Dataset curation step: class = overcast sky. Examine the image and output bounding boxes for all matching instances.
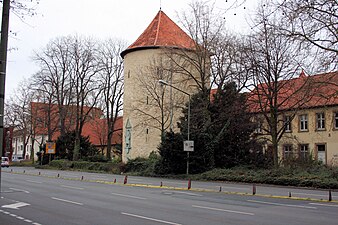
[4,0,258,99]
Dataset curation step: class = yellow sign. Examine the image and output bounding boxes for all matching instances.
[45,142,56,154]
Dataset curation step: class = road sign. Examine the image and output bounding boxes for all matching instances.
[183,140,194,152]
[46,142,56,154]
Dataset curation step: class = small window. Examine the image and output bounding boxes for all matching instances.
[283,145,293,159]
[284,116,292,132]
[299,144,309,160]
[334,112,338,129]
[316,113,325,130]
[299,114,308,131]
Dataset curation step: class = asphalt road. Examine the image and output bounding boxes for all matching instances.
[0,167,337,225]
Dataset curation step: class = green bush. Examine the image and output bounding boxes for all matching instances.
[46,159,125,174]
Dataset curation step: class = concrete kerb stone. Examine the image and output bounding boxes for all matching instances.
[4,170,338,204]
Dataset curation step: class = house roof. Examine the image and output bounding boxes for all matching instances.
[30,102,122,146]
[247,71,338,113]
[82,116,123,146]
[121,10,195,58]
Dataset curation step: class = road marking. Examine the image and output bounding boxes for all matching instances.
[309,203,338,207]
[26,180,43,184]
[61,185,84,190]
[0,208,41,224]
[2,202,30,209]
[121,212,182,225]
[111,192,147,200]
[9,188,30,194]
[247,200,317,209]
[171,191,203,197]
[51,197,83,205]
[192,205,254,216]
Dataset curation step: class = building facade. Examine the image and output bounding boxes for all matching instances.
[251,71,338,166]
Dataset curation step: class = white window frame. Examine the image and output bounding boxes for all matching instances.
[284,116,292,132]
[283,145,293,159]
[299,114,308,131]
[316,112,325,130]
[299,144,309,160]
[334,112,338,129]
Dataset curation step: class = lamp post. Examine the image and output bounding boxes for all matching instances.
[159,80,192,175]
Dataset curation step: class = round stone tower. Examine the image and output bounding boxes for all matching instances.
[121,10,199,162]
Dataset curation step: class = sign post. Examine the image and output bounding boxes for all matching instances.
[45,142,56,163]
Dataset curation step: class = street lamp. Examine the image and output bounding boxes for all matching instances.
[159,79,192,175]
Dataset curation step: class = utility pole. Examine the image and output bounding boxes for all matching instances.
[0,0,11,195]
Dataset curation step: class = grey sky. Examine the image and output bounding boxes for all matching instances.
[5,0,258,99]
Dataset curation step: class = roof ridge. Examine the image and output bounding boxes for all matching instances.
[154,10,161,45]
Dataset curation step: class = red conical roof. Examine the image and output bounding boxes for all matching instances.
[121,10,195,58]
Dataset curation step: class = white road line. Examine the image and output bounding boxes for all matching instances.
[192,205,255,216]
[171,191,203,197]
[9,188,30,194]
[26,180,43,184]
[0,209,41,225]
[51,197,83,205]
[121,212,182,225]
[309,203,338,207]
[111,192,147,200]
[60,185,84,190]
[247,200,317,209]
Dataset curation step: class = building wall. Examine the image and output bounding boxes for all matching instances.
[122,48,199,162]
[258,106,338,166]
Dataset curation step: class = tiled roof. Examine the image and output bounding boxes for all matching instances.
[247,71,338,113]
[30,102,122,146]
[121,10,195,58]
[82,117,123,146]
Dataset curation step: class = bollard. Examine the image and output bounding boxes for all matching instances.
[39,171,41,175]
[57,173,60,178]
[81,176,84,180]
[23,170,25,173]
[124,176,128,184]
[253,184,256,195]
[219,186,222,192]
[188,179,191,190]
[11,169,12,172]
[289,192,292,197]
[329,189,332,201]
[114,178,116,183]
[160,181,163,187]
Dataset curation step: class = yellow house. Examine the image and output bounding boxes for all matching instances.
[250,71,338,166]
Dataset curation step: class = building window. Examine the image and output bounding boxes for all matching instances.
[255,121,262,134]
[283,145,293,159]
[334,112,338,129]
[299,114,308,131]
[299,144,309,160]
[284,116,292,132]
[316,113,325,130]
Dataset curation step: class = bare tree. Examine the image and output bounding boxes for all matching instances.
[135,58,178,140]
[5,80,34,159]
[33,36,75,137]
[245,3,318,167]
[69,36,102,161]
[275,0,338,70]
[96,38,125,159]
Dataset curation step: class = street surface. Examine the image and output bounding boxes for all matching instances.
[0,167,337,225]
